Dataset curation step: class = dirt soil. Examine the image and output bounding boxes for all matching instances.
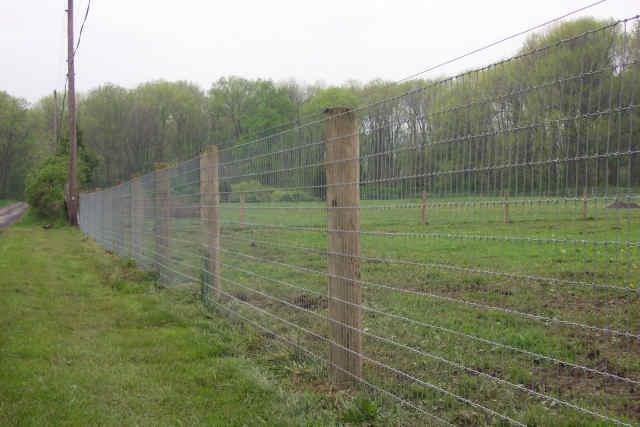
[607,200,640,209]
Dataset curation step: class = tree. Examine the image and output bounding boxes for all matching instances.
[0,91,32,199]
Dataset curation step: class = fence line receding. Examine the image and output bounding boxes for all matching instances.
[80,17,640,426]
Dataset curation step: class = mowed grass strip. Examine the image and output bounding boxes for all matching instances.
[0,220,339,426]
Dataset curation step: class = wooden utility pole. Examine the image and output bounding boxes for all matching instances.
[53,90,59,148]
[66,0,79,226]
[324,107,362,388]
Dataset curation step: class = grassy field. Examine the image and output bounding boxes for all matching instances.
[0,216,401,426]
[0,199,16,208]
[91,193,640,426]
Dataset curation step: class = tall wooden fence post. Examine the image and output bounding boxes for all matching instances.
[97,189,104,246]
[154,164,170,282]
[200,145,220,301]
[122,185,132,257]
[324,107,362,388]
[239,192,246,229]
[131,178,143,261]
[504,191,510,224]
[421,191,428,225]
[582,187,588,219]
[106,190,113,250]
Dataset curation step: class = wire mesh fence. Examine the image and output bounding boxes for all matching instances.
[80,17,640,426]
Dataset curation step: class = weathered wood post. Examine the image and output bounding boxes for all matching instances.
[131,178,143,261]
[121,184,132,258]
[324,107,362,388]
[582,187,588,219]
[106,189,113,250]
[504,191,510,224]
[97,189,104,246]
[114,186,122,254]
[154,164,170,281]
[421,191,428,225]
[239,192,246,229]
[200,145,220,301]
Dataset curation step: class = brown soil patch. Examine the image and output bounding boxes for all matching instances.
[607,200,640,209]
[290,294,328,310]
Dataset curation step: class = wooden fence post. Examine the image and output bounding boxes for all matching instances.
[122,185,132,258]
[582,188,588,219]
[200,145,220,301]
[154,164,170,281]
[106,189,114,251]
[97,189,103,246]
[504,191,510,224]
[239,192,246,229]
[421,191,428,225]
[131,178,143,261]
[324,107,362,388]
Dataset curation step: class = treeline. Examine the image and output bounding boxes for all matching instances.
[221,17,640,198]
[1,17,638,201]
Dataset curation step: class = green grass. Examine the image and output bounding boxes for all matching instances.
[0,199,16,208]
[103,194,640,425]
[0,219,361,426]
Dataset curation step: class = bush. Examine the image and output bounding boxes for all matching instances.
[271,189,316,202]
[230,181,318,203]
[230,180,274,203]
[25,155,68,219]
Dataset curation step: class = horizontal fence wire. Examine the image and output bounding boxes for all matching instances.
[80,16,640,426]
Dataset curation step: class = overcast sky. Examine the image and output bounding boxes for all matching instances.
[0,0,636,103]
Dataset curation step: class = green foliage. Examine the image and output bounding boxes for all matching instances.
[340,396,380,423]
[0,91,33,199]
[9,17,640,200]
[302,86,360,116]
[230,180,317,203]
[272,189,317,202]
[231,180,274,202]
[24,135,96,220]
[208,77,297,144]
[24,155,68,219]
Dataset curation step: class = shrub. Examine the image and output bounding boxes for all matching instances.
[230,180,274,203]
[25,152,93,220]
[272,190,316,202]
[25,155,68,219]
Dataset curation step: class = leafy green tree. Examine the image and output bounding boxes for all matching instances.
[207,77,296,146]
[0,91,33,199]
[25,130,97,219]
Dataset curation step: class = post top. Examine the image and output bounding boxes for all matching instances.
[203,144,218,154]
[323,107,353,115]
[154,162,169,170]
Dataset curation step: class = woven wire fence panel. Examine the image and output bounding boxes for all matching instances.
[79,16,640,426]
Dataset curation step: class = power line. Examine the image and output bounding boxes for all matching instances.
[395,0,609,83]
[59,0,91,141]
[203,0,612,156]
[74,0,91,56]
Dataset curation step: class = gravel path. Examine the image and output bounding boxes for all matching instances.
[0,202,28,229]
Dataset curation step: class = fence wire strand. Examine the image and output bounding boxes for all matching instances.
[80,17,640,426]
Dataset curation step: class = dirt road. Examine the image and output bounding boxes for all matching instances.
[0,202,28,229]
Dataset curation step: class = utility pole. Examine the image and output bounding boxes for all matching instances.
[53,90,58,149]
[66,0,79,225]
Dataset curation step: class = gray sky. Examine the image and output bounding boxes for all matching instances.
[1,0,636,103]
